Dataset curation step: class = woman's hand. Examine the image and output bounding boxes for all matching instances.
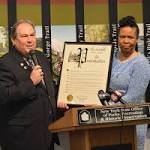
[110,90,122,102]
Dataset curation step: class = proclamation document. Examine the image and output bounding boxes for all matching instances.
[57,42,113,106]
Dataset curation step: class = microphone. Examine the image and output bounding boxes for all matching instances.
[97,90,110,106]
[29,50,46,88]
[29,50,39,66]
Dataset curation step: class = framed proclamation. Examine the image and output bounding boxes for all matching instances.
[57,42,113,106]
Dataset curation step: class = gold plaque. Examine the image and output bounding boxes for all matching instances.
[67,95,73,102]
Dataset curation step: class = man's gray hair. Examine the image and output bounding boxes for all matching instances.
[10,19,36,40]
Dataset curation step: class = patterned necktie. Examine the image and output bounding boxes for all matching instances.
[23,56,35,68]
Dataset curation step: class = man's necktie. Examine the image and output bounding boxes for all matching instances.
[23,56,35,68]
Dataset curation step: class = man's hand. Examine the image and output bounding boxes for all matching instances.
[30,65,44,85]
[57,101,69,110]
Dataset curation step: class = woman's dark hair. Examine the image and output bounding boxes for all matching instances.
[118,16,139,39]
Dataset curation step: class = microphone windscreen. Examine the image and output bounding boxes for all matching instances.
[97,90,110,106]
[30,50,38,66]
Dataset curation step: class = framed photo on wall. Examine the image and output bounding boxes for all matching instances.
[57,42,113,106]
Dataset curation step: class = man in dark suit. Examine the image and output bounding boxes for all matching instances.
[0,20,57,150]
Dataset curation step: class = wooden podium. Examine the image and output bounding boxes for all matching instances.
[49,104,150,150]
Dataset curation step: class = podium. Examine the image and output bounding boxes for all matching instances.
[49,104,150,150]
